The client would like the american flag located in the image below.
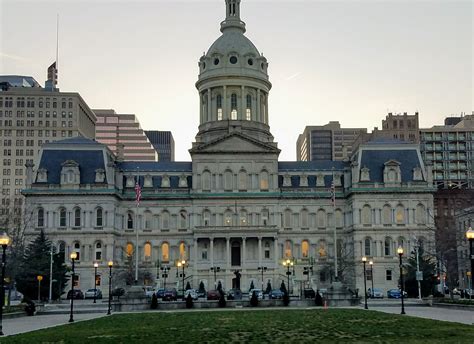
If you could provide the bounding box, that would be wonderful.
[329,180,336,207]
[135,179,142,206]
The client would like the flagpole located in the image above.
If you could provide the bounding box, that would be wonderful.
[332,169,338,282]
[135,172,140,284]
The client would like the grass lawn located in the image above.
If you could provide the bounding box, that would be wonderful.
[3,309,474,343]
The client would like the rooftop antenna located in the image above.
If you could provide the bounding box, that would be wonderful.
[56,14,59,85]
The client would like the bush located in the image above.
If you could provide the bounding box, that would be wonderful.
[250,291,258,307]
[218,291,226,308]
[186,293,194,309]
[150,293,158,309]
[24,299,36,316]
[315,291,323,306]
[283,292,290,306]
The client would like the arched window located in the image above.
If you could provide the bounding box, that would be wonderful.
[283,209,292,228]
[126,243,134,258]
[335,209,343,228]
[224,210,233,226]
[261,209,269,226]
[260,170,269,190]
[246,94,252,120]
[384,237,392,256]
[162,211,170,229]
[127,213,134,229]
[74,208,81,227]
[230,93,237,119]
[216,95,222,120]
[95,242,102,261]
[301,240,309,258]
[361,205,371,225]
[415,204,426,224]
[144,211,152,229]
[395,205,405,224]
[317,209,326,228]
[96,208,103,227]
[58,241,66,261]
[301,209,309,228]
[224,170,233,191]
[238,170,247,191]
[73,242,81,261]
[285,240,292,258]
[37,208,44,227]
[318,241,327,258]
[178,210,186,229]
[179,242,186,260]
[382,205,391,225]
[203,209,211,226]
[144,242,152,261]
[264,242,270,259]
[202,170,211,191]
[397,237,405,251]
[59,208,66,227]
[240,210,248,226]
[161,242,169,262]
[364,238,371,256]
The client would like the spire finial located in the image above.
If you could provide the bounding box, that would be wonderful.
[221,0,246,33]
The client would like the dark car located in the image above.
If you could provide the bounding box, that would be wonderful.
[67,289,84,300]
[304,289,316,299]
[227,288,242,300]
[207,290,220,300]
[111,287,125,298]
[162,289,177,301]
[270,289,284,299]
[156,288,166,299]
[387,289,401,299]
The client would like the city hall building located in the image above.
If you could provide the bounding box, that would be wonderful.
[23,0,434,296]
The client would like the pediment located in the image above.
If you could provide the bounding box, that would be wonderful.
[384,159,401,166]
[190,132,280,154]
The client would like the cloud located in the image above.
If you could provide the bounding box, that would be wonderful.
[0,52,30,62]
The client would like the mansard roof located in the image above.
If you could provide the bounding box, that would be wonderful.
[46,136,103,146]
[278,161,347,171]
[118,161,192,172]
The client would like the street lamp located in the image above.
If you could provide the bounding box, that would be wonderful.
[282,258,294,295]
[369,260,374,299]
[69,251,78,323]
[258,266,267,290]
[93,262,99,304]
[0,232,11,336]
[160,266,169,289]
[466,227,474,299]
[107,260,113,315]
[177,260,186,299]
[210,266,220,289]
[362,256,368,310]
[397,246,406,315]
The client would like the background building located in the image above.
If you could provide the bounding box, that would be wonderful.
[296,122,366,161]
[455,206,473,290]
[0,74,96,228]
[145,130,175,162]
[94,109,158,161]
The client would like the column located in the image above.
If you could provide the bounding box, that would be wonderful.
[240,85,245,120]
[242,237,246,266]
[265,93,269,124]
[223,86,227,119]
[274,237,278,267]
[258,237,262,267]
[193,238,198,282]
[207,88,212,122]
[256,88,261,122]
[226,238,231,269]
[210,238,214,267]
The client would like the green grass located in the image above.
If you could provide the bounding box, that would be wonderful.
[3,309,474,343]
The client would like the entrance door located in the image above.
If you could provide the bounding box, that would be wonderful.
[231,242,241,266]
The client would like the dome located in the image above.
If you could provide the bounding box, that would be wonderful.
[207,31,260,59]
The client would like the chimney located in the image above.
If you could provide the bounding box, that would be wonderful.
[116,143,125,161]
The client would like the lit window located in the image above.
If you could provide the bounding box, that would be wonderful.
[179,242,186,260]
[161,242,169,262]
[144,242,152,261]
[285,240,292,258]
[301,240,309,258]
[126,243,134,257]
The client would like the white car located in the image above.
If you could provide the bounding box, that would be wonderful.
[184,289,198,300]
[143,286,156,298]
[248,289,263,300]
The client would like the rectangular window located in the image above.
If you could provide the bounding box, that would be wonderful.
[386,270,392,281]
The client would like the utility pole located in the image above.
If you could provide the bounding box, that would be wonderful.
[49,245,53,302]
[415,245,422,301]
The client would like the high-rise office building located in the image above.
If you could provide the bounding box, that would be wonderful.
[296,122,366,161]
[94,109,158,161]
[145,130,175,162]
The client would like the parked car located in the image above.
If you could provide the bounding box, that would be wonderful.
[370,288,384,299]
[84,288,103,299]
[143,286,156,298]
[227,289,243,300]
[304,289,315,299]
[111,287,125,298]
[156,288,166,299]
[184,289,199,300]
[270,289,284,299]
[248,289,263,300]
[387,289,402,299]
[162,289,178,301]
[464,289,474,298]
[206,290,220,300]
[67,289,84,300]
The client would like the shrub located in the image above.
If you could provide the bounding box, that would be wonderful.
[250,291,258,307]
[185,281,192,291]
[186,293,194,309]
[150,293,158,309]
[218,291,226,308]
[283,292,290,306]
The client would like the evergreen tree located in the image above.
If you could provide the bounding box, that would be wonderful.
[186,293,194,309]
[404,246,437,298]
[15,230,69,301]
[185,281,192,291]
[250,290,258,307]
[218,290,226,308]
[249,280,255,291]
[265,281,272,294]
[150,293,158,309]
[280,281,287,294]
[198,281,206,294]
[217,280,223,292]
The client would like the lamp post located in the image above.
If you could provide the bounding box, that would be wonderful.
[69,251,77,323]
[0,232,11,336]
[160,266,169,289]
[466,227,474,300]
[258,266,267,290]
[210,266,220,289]
[107,260,113,315]
[362,256,368,310]
[282,258,294,295]
[369,260,374,298]
[177,260,186,299]
[37,275,43,302]
[397,246,406,315]
[93,262,99,304]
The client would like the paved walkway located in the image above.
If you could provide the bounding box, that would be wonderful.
[2,313,107,336]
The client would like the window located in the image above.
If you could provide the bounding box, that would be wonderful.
[126,243,134,257]
[382,205,391,225]
[284,209,292,228]
[37,208,44,227]
[239,210,248,226]
[144,242,152,261]
[395,205,405,224]
[95,242,102,261]
[230,94,237,119]
[246,95,252,120]
[162,211,170,229]
[335,209,343,228]
[202,170,211,191]
[317,209,326,228]
[224,170,233,191]
[364,238,371,256]
[203,210,211,226]
[74,208,81,227]
[144,211,152,229]
[301,240,309,258]
[415,204,426,224]
[127,213,134,229]
[179,211,187,229]
[301,209,309,228]
[238,170,247,191]
[202,243,208,260]
[59,208,66,227]
[260,170,269,190]
[73,242,81,261]
[179,242,186,260]
[361,205,371,225]
[96,208,103,227]
[384,237,392,256]
[386,270,392,281]
[264,242,270,259]
[217,95,222,120]
[262,209,269,226]
[285,240,292,258]
[161,242,169,262]
[224,210,233,226]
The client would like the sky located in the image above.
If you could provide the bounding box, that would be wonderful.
[0,0,472,161]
